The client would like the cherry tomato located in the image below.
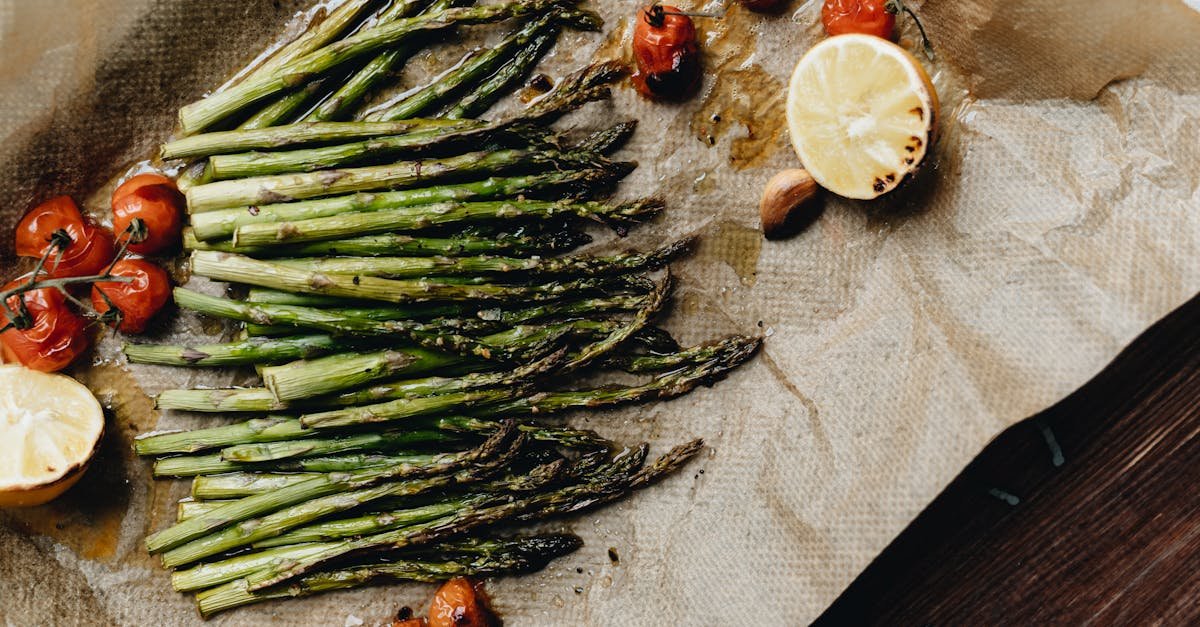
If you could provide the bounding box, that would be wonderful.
[632,5,701,101]
[821,0,897,38]
[14,196,85,258]
[90,259,172,334]
[111,173,184,255]
[428,578,496,627]
[15,196,117,278]
[0,280,90,372]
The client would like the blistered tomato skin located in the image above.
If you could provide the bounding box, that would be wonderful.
[111,173,185,255]
[0,280,90,372]
[632,5,701,101]
[428,578,496,627]
[91,259,172,334]
[15,196,116,279]
[821,0,897,39]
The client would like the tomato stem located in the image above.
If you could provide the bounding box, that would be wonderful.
[886,0,934,60]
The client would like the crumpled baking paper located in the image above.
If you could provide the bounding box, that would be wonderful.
[1,0,1198,624]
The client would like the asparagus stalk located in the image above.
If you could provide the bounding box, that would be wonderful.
[172,542,330,593]
[191,473,336,499]
[135,415,313,456]
[238,0,380,86]
[208,122,555,180]
[188,167,621,237]
[144,424,519,553]
[369,11,561,121]
[176,498,233,521]
[174,288,471,327]
[186,145,605,213]
[178,0,571,134]
[185,226,591,258]
[240,0,431,129]
[190,250,657,305]
[162,120,477,160]
[306,0,461,122]
[196,534,582,617]
[260,347,465,401]
[240,441,691,591]
[266,237,689,279]
[154,444,454,478]
[250,494,497,549]
[123,334,350,367]
[443,30,556,119]
[229,197,660,248]
[163,455,515,569]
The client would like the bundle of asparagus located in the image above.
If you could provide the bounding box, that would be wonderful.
[131,0,759,617]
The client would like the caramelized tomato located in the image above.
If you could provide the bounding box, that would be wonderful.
[821,0,897,39]
[0,280,90,372]
[428,578,497,627]
[631,5,701,101]
[91,259,172,334]
[15,196,116,278]
[111,173,185,255]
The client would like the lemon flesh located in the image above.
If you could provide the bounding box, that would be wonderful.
[786,34,939,200]
[0,365,104,507]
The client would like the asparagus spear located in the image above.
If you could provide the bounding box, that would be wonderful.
[190,250,657,305]
[163,456,518,569]
[208,122,556,180]
[369,11,562,121]
[144,424,520,553]
[154,444,454,478]
[306,0,462,122]
[240,441,691,591]
[191,473,325,499]
[162,119,477,160]
[174,288,471,327]
[196,534,582,617]
[260,347,465,401]
[172,542,330,593]
[241,0,432,129]
[228,197,660,248]
[188,167,622,237]
[185,227,591,259]
[443,31,556,119]
[123,334,354,367]
[178,0,572,134]
[266,237,689,279]
[186,145,606,213]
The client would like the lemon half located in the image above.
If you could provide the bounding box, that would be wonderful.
[0,365,104,507]
[786,34,939,200]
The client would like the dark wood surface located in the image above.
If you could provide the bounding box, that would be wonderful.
[816,292,1200,626]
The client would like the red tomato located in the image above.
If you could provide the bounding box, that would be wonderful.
[428,578,496,627]
[90,259,172,334]
[14,196,85,258]
[15,196,117,278]
[0,280,90,372]
[111,173,184,255]
[821,0,897,38]
[631,5,701,101]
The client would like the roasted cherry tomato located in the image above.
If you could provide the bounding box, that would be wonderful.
[90,259,172,334]
[111,173,184,255]
[16,197,117,279]
[14,196,85,258]
[821,0,897,38]
[428,578,497,627]
[632,5,701,101]
[0,280,90,372]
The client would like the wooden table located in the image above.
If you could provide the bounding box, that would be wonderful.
[816,292,1200,625]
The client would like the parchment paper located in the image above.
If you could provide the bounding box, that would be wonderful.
[1,0,1198,625]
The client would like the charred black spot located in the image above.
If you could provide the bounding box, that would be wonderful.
[873,178,886,193]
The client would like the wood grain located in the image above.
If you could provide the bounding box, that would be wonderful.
[817,291,1200,625]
